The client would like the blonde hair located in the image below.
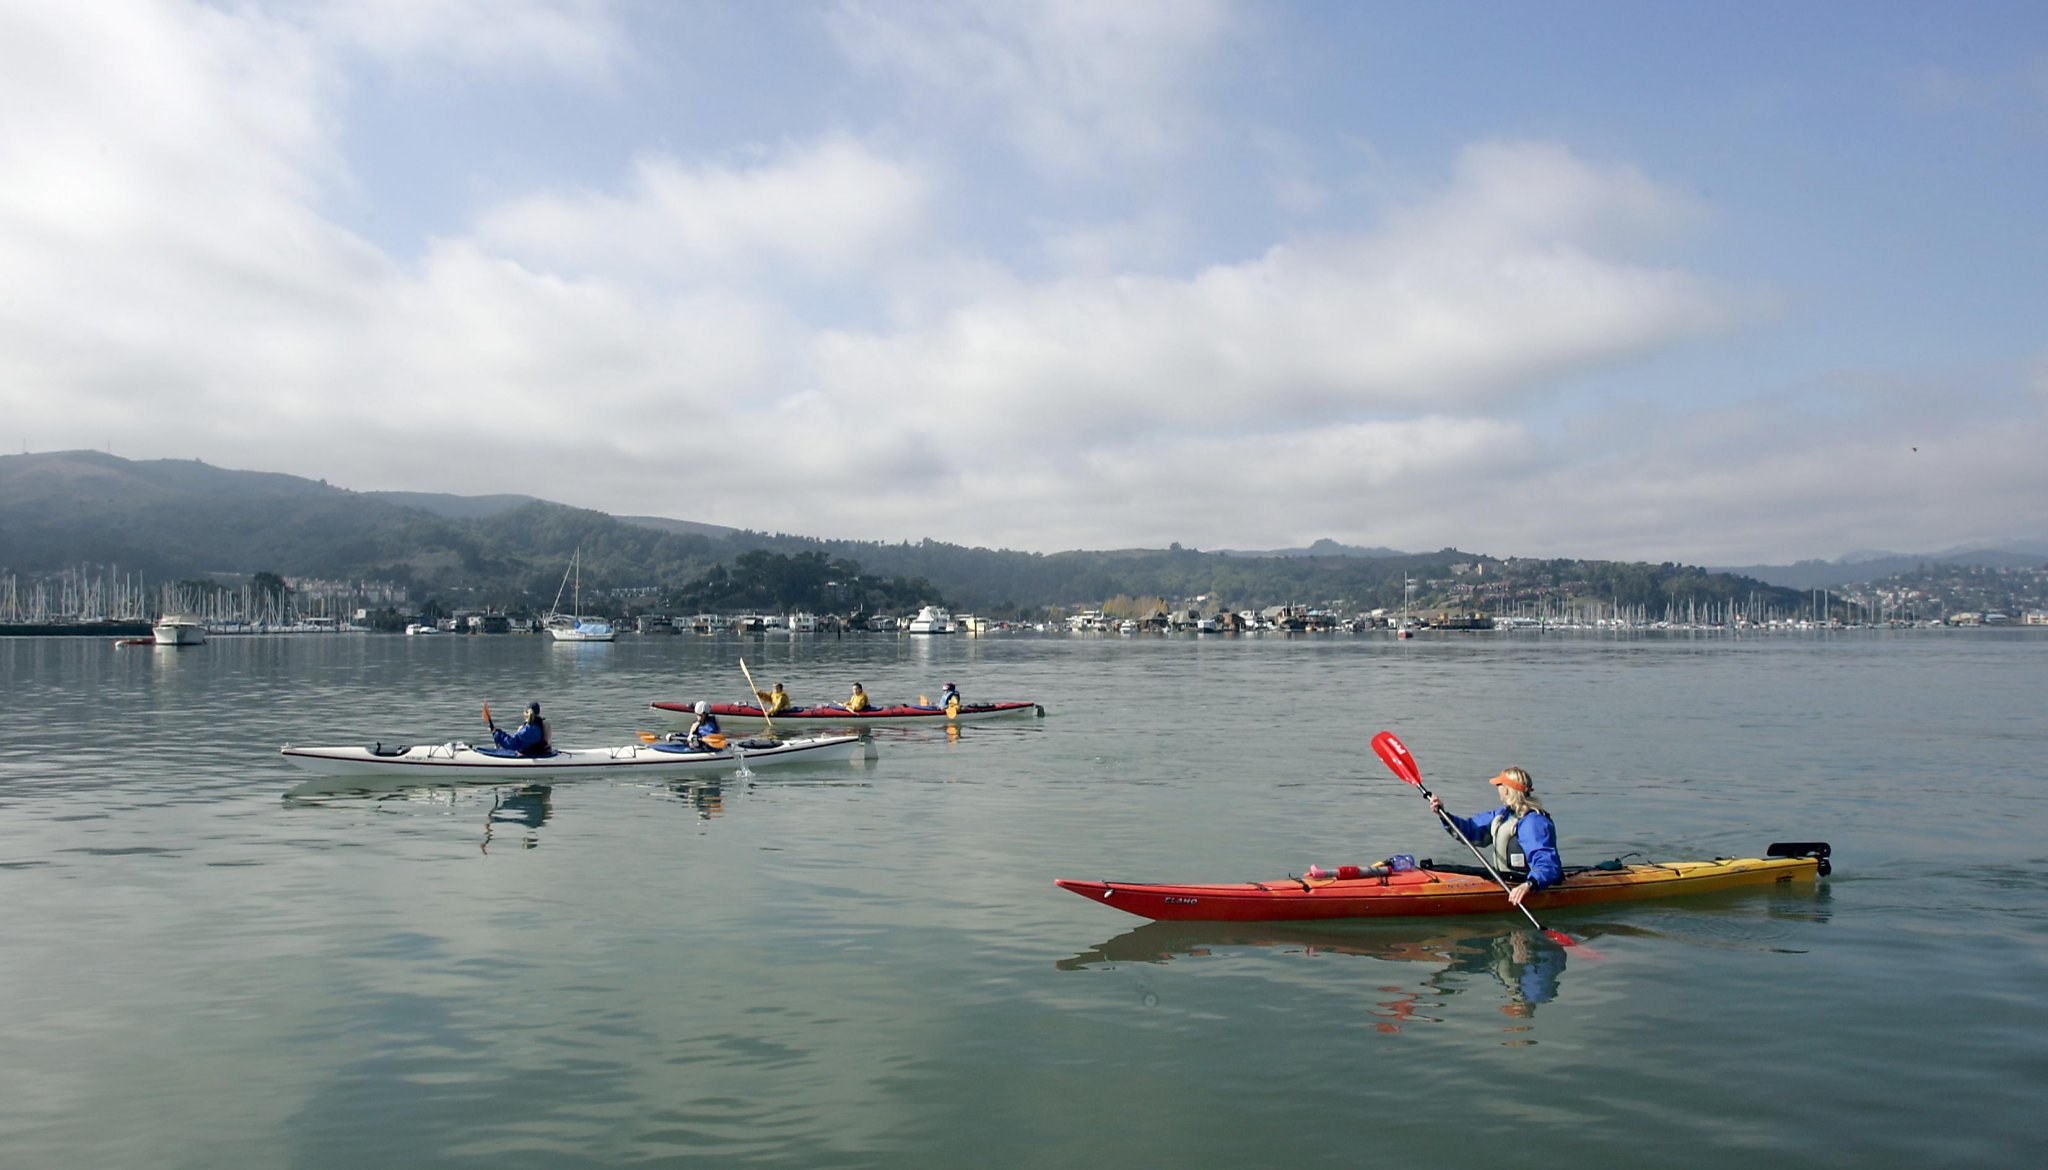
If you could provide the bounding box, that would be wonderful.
[1495,767,1546,815]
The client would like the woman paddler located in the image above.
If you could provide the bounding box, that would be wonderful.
[1427,766,1561,907]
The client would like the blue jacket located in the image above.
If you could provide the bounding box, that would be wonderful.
[493,721,549,756]
[1441,806,1562,889]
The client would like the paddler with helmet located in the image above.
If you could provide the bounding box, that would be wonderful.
[1427,766,1561,907]
[686,700,722,748]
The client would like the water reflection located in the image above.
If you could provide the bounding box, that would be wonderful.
[1059,920,1574,1029]
[663,778,728,819]
[480,785,552,853]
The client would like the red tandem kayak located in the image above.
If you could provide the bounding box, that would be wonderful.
[651,699,1044,726]
[1056,843,1830,923]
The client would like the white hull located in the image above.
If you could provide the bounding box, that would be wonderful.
[907,605,954,634]
[153,616,207,646]
[546,620,616,642]
[281,733,874,787]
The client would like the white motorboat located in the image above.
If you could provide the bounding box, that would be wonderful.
[907,605,954,634]
[152,614,207,646]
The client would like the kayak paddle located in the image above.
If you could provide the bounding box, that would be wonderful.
[641,729,727,749]
[483,701,494,731]
[1370,730,1580,949]
[738,657,776,740]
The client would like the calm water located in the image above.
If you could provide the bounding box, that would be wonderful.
[2,630,2043,1168]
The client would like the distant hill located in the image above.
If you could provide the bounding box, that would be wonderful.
[1714,544,2048,589]
[0,450,481,581]
[364,490,547,520]
[1217,538,1411,559]
[366,491,740,540]
[1,450,1807,616]
[615,514,743,540]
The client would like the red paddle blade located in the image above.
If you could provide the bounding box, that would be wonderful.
[1371,731,1422,787]
[1543,929,1577,948]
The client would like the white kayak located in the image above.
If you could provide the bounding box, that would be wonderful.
[280,733,875,783]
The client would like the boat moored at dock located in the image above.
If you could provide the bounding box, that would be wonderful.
[152,614,207,646]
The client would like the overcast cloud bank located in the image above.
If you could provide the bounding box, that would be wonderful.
[4,0,2043,563]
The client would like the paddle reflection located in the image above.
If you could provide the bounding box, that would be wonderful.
[480,784,552,853]
[1059,920,1574,1028]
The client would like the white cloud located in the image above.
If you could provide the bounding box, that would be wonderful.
[4,2,2039,566]
[827,0,1233,175]
[804,139,1735,453]
[473,136,936,285]
[309,0,628,85]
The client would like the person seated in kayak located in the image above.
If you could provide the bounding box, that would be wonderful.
[492,701,552,757]
[1427,766,1560,906]
[845,682,870,712]
[686,700,721,748]
[755,682,792,715]
[940,681,961,717]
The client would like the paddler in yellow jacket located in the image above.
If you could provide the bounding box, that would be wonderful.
[845,682,871,712]
[755,681,792,716]
[939,681,961,718]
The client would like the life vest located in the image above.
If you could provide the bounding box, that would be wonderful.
[1488,811,1524,871]
[847,692,870,712]
[1486,809,1552,872]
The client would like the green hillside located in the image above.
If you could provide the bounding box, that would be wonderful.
[2,450,1806,620]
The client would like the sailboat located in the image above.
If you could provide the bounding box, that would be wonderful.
[545,548,615,642]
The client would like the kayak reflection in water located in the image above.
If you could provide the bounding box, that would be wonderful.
[1370,930,1566,1031]
[1463,929,1565,1014]
[1060,920,1569,1025]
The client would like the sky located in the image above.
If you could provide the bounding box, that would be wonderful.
[3,0,2045,565]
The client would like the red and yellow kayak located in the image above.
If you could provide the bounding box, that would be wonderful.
[1056,845,1829,923]
[651,699,1043,727]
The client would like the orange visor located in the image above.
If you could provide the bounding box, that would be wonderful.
[1490,771,1530,792]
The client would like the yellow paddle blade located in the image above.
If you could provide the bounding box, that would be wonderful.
[637,731,658,743]
[482,701,493,724]
[704,733,728,749]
